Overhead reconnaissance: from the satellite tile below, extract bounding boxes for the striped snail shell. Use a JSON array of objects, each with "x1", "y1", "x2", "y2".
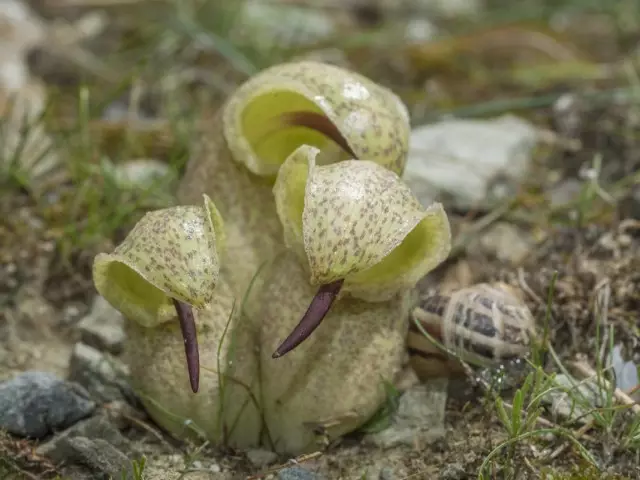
[{"x1": 408, "y1": 282, "x2": 536, "y2": 379}]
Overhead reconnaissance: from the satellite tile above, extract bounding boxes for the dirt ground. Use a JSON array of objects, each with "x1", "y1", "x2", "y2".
[{"x1": 1, "y1": 1, "x2": 640, "y2": 479}]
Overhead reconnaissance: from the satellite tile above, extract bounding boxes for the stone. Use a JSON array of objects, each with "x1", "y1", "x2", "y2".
[
  {"x1": 0, "y1": 371, "x2": 95, "y2": 438},
  {"x1": 364, "y1": 380, "x2": 447, "y2": 449},
  {"x1": 76, "y1": 295, "x2": 126, "y2": 355},
  {"x1": 278, "y1": 466, "x2": 325, "y2": 480},
  {"x1": 403, "y1": 115, "x2": 537, "y2": 211},
  {"x1": 379, "y1": 466, "x2": 396, "y2": 480},
  {"x1": 542, "y1": 374, "x2": 605, "y2": 424},
  {"x1": 608, "y1": 344, "x2": 639, "y2": 398},
  {"x1": 67, "y1": 342, "x2": 136, "y2": 405},
  {"x1": 110, "y1": 158, "x2": 177, "y2": 191},
  {"x1": 50, "y1": 436, "x2": 135, "y2": 480},
  {"x1": 246, "y1": 448, "x2": 279, "y2": 468},
  {"x1": 36, "y1": 414, "x2": 140, "y2": 460}
]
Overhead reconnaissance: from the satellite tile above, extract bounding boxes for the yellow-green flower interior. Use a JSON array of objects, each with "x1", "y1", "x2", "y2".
[
  {"x1": 348, "y1": 215, "x2": 441, "y2": 286},
  {"x1": 281, "y1": 160, "x2": 308, "y2": 239},
  {"x1": 99, "y1": 261, "x2": 174, "y2": 325},
  {"x1": 281, "y1": 160, "x2": 442, "y2": 288},
  {"x1": 240, "y1": 90, "x2": 350, "y2": 168}
]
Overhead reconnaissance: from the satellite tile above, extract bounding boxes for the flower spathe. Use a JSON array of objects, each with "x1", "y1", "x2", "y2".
[
  {"x1": 92, "y1": 194, "x2": 226, "y2": 327},
  {"x1": 273, "y1": 145, "x2": 452, "y2": 302}
]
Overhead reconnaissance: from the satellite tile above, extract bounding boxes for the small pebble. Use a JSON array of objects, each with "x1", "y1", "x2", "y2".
[
  {"x1": 379, "y1": 466, "x2": 395, "y2": 480},
  {"x1": 53, "y1": 436, "x2": 135, "y2": 479},
  {"x1": 278, "y1": 466, "x2": 325, "y2": 480},
  {"x1": 36, "y1": 414, "x2": 139, "y2": 460},
  {"x1": 247, "y1": 448, "x2": 278, "y2": 468},
  {"x1": 0, "y1": 371, "x2": 95, "y2": 438},
  {"x1": 67, "y1": 342, "x2": 135, "y2": 404},
  {"x1": 61, "y1": 303, "x2": 83, "y2": 325},
  {"x1": 542, "y1": 374, "x2": 604, "y2": 424},
  {"x1": 404, "y1": 114, "x2": 537, "y2": 210},
  {"x1": 364, "y1": 381, "x2": 447, "y2": 449}
]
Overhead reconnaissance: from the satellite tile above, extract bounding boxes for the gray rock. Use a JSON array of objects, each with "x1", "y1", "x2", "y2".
[
  {"x1": 36, "y1": 414, "x2": 140, "y2": 460},
  {"x1": 246, "y1": 448, "x2": 278, "y2": 468},
  {"x1": 67, "y1": 342, "x2": 135, "y2": 404},
  {"x1": 50, "y1": 436, "x2": 135, "y2": 480},
  {"x1": 439, "y1": 462, "x2": 466, "y2": 480},
  {"x1": 0, "y1": 371, "x2": 95, "y2": 438},
  {"x1": 609, "y1": 343, "x2": 639, "y2": 395},
  {"x1": 364, "y1": 380, "x2": 447, "y2": 449},
  {"x1": 379, "y1": 466, "x2": 395, "y2": 480},
  {"x1": 404, "y1": 115, "x2": 537, "y2": 211},
  {"x1": 278, "y1": 466, "x2": 325, "y2": 480},
  {"x1": 542, "y1": 374, "x2": 605, "y2": 424},
  {"x1": 111, "y1": 158, "x2": 176, "y2": 191},
  {"x1": 76, "y1": 296, "x2": 126, "y2": 354}
]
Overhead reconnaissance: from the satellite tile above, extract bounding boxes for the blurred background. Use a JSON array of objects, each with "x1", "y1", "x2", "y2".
[{"x1": 1, "y1": 1, "x2": 640, "y2": 479}]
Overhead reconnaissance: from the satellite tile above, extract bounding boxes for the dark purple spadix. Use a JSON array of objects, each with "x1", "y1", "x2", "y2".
[
  {"x1": 173, "y1": 298, "x2": 200, "y2": 393},
  {"x1": 272, "y1": 279, "x2": 344, "y2": 358}
]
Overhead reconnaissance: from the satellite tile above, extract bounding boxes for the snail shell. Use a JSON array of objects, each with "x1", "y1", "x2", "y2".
[{"x1": 407, "y1": 282, "x2": 536, "y2": 378}]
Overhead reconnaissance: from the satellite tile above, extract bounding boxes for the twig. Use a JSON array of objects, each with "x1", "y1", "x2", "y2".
[
  {"x1": 548, "y1": 380, "x2": 640, "y2": 460},
  {"x1": 517, "y1": 267, "x2": 544, "y2": 306},
  {"x1": 548, "y1": 418, "x2": 594, "y2": 460},
  {"x1": 0, "y1": 460, "x2": 40, "y2": 480},
  {"x1": 535, "y1": 128, "x2": 582, "y2": 152},
  {"x1": 103, "y1": 403, "x2": 176, "y2": 451},
  {"x1": 523, "y1": 456, "x2": 538, "y2": 475},
  {"x1": 627, "y1": 384, "x2": 640, "y2": 397},
  {"x1": 501, "y1": 398, "x2": 564, "y2": 431},
  {"x1": 593, "y1": 278, "x2": 611, "y2": 367}
]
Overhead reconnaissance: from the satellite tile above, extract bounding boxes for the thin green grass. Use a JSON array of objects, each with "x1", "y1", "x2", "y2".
[
  {"x1": 2, "y1": 0, "x2": 640, "y2": 478},
  {"x1": 125, "y1": 262, "x2": 276, "y2": 477},
  {"x1": 412, "y1": 260, "x2": 639, "y2": 479}
]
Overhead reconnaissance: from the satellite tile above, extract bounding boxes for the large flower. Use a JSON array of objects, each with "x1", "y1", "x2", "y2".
[
  {"x1": 271, "y1": 145, "x2": 451, "y2": 357},
  {"x1": 92, "y1": 194, "x2": 225, "y2": 392}
]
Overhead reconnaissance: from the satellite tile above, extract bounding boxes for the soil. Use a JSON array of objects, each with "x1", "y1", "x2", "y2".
[{"x1": 1, "y1": 2, "x2": 640, "y2": 480}]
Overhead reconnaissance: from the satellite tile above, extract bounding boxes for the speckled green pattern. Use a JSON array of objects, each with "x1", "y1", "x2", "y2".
[
  {"x1": 125, "y1": 276, "x2": 261, "y2": 449},
  {"x1": 223, "y1": 61, "x2": 411, "y2": 176},
  {"x1": 244, "y1": 251, "x2": 410, "y2": 455},
  {"x1": 274, "y1": 148, "x2": 452, "y2": 301},
  {"x1": 92, "y1": 60, "x2": 453, "y2": 457},
  {"x1": 93, "y1": 195, "x2": 223, "y2": 327},
  {"x1": 347, "y1": 201, "x2": 452, "y2": 302},
  {"x1": 176, "y1": 112, "x2": 284, "y2": 299}
]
